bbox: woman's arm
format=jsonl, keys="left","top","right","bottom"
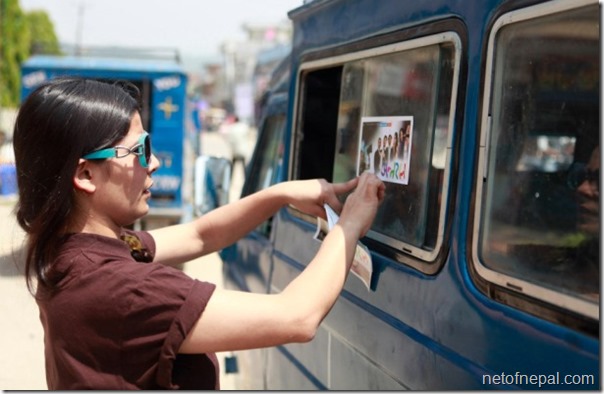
{"left": 179, "top": 172, "right": 384, "bottom": 353}
{"left": 149, "top": 177, "right": 359, "bottom": 266}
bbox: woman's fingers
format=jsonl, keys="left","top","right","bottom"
{"left": 323, "top": 177, "right": 358, "bottom": 213}
{"left": 338, "top": 172, "right": 384, "bottom": 237}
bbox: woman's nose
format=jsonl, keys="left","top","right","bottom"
{"left": 149, "top": 153, "right": 161, "bottom": 173}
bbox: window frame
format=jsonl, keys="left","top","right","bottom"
{"left": 241, "top": 97, "right": 288, "bottom": 237}
{"left": 471, "top": 0, "right": 599, "bottom": 321}
{"left": 289, "top": 31, "right": 463, "bottom": 269}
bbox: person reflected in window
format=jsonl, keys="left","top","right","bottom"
{"left": 566, "top": 145, "right": 599, "bottom": 298}
{"left": 572, "top": 145, "right": 600, "bottom": 237}
{"left": 506, "top": 144, "right": 600, "bottom": 300}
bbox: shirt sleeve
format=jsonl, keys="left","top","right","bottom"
{"left": 158, "top": 279, "right": 216, "bottom": 388}
{"left": 119, "top": 262, "right": 216, "bottom": 388}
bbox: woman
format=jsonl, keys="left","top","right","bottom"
{"left": 12, "top": 78, "right": 385, "bottom": 389}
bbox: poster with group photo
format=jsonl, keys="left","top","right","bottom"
{"left": 357, "top": 116, "right": 413, "bottom": 185}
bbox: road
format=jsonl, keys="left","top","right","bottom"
{"left": 0, "top": 130, "right": 254, "bottom": 390}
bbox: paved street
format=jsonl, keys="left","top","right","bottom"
{"left": 0, "top": 130, "right": 254, "bottom": 390}
{"left": 0, "top": 196, "right": 45, "bottom": 390}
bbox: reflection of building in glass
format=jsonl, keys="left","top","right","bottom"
{"left": 516, "top": 135, "right": 576, "bottom": 172}
{"left": 251, "top": 44, "right": 291, "bottom": 123}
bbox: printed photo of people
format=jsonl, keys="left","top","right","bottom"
{"left": 357, "top": 116, "right": 413, "bottom": 185}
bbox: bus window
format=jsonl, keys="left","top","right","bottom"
{"left": 335, "top": 43, "right": 456, "bottom": 254}
{"left": 294, "top": 67, "right": 342, "bottom": 182}
{"left": 474, "top": 3, "right": 599, "bottom": 320}
{"left": 293, "top": 33, "right": 460, "bottom": 269}
{"left": 96, "top": 78, "right": 153, "bottom": 132}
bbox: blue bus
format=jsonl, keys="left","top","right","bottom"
{"left": 20, "top": 54, "right": 190, "bottom": 226}
{"left": 198, "top": 0, "right": 600, "bottom": 389}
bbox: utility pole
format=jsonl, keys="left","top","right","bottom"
{"left": 75, "top": 1, "right": 85, "bottom": 55}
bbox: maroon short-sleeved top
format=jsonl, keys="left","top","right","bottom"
{"left": 36, "top": 231, "right": 219, "bottom": 390}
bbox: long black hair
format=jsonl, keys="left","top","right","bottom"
{"left": 13, "top": 77, "right": 141, "bottom": 294}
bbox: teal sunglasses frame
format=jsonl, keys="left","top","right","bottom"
{"left": 83, "top": 131, "right": 151, "bottom": 168}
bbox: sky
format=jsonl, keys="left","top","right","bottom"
{"left": 20, "top": 0, "right": 303, "bottom": 63}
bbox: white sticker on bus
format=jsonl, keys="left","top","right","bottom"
{"left": 152, "top": 175, "right": 181, "bottom": 191}
{"left": 154, "top": 76, "right": 181, "bottom": 91}
{"left": 23, "top": 71, "right": 47, "bottom": 89}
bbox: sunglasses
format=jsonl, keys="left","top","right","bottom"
{"left": 83, "top": 131, "right": 152, "bottom": 168}
{"left": 567, "top": 162, "right": 599, "bottom": 191}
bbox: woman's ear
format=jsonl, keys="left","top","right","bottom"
{"left": 73, "top": 159, "right": 97, "bottom": 193}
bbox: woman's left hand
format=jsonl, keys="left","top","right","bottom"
{"left": 279, "top": 177, "right": 359, "bottom": 219}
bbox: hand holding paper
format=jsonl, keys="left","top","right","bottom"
{"left": 313, "top": 172, "right": 384, "bottom": 290}
{"left": 316, "top": 203, "right": 374, "bottom": 290}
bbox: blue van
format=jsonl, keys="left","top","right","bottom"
{"left": 21, "top": 54, "right": 190, "bottom": 225}
{"left": 199, "top": 0, "right": 600, "bottom": 389}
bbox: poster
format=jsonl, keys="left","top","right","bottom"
{"left": 357, "top": 116, "right": 413, "bottom": 184}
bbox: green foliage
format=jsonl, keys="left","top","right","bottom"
{"left": 0, "top": 0, "right": 61, "bottom": 107}
{"left": 26, "top": 11, "right": 61, "bottom": 55}
{"left": 0, "top": 0, "right": 26, "bottom": 107}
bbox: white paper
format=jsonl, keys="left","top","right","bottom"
{"left": 315, "top": 204, "right": 373, "bottom": 290}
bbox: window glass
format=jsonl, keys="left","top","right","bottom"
{"left": 478, "top": 5, "right": 599, "bottom": 306}
{"left": 331, "top": 42, "right": 456, "bottom": 253}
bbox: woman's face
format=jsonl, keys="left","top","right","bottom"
{"left": 91, "top": 113, "right": 160, "bottom": 228}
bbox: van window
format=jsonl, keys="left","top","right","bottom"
{"left": 473, "top": 3, "right": 599, "bottom": 319}
{"left": 293, "top": 34, "right": 460, "bottom": 266}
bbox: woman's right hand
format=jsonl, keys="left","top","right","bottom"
{"left": 337, "top": 172, "right": 385, "bottom": 239}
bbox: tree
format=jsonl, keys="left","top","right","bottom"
{"left": 26, "top": 10, "right": 61, "bottom": 55}
{"left": 0, "top": 0, "right": 29, "bottom": 107}
{"left": 0, "top": 0, "right": 60, "bottom": 107}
